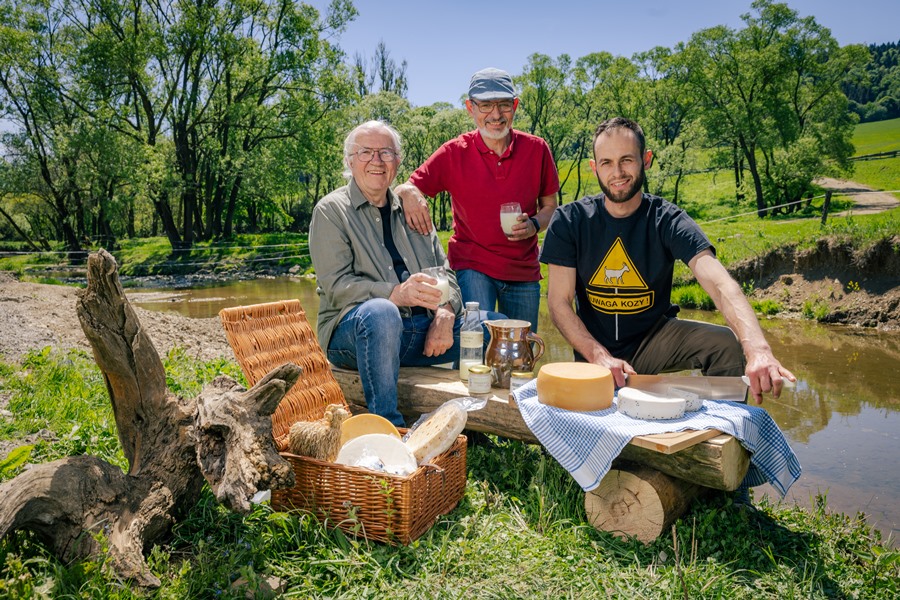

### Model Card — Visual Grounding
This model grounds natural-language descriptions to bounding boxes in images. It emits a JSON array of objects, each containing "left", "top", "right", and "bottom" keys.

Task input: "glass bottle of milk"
[{"left": 459, "top": 301, "right": 483, "bottom": 381}]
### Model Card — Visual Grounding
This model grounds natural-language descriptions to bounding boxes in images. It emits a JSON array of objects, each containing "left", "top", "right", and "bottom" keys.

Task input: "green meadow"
[{"left": 852, "top": 117, "right": 900, "bottom": 155}]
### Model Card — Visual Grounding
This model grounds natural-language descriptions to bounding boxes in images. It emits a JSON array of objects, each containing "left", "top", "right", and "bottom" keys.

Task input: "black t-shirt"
[
  {"left": 540, "top": 193, "right": 713, "bottom": 360},
  {"left": 379, "top": 203, "right": 427, "bottom": 315},
  {"left": 379, "top": 203, "right": 409, "bottom": 282}
]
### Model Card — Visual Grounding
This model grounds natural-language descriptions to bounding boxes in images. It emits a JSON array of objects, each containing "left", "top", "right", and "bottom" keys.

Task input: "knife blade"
[{"left": 624, "top": 373, "right": 748, "bottom": 402}]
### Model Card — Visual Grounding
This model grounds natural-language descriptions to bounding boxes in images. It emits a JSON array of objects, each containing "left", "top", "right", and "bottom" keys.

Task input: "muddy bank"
[{"left": 729, "top": 235, "right": 900, "bottom": 329}]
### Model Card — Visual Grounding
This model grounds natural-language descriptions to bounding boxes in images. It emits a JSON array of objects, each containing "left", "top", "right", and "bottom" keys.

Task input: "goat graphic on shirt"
[{"left": 586, "top": 237, "right": 654, "bottom": 314}]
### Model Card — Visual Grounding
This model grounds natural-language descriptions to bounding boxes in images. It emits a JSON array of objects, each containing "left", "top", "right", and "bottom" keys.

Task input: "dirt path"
[
  {"left": 0, "top": 272, "right": 231, "bottom": 364},
  {"left": 815, "top": 177, "right": 900, "bottom": 216}
]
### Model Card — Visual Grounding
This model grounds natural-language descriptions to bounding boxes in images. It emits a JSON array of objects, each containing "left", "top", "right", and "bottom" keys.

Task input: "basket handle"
[{"left": 420, "top": 463, "right": 447, "bottom": 487}]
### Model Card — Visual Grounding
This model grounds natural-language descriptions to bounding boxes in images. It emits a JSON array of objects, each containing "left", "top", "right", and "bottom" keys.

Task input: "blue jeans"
[
  {"left": 456, "top": 269, "right": 541, "bottom": 332},
  {"left": 327, "top": 298, "right": 502, "bottom": 426}
]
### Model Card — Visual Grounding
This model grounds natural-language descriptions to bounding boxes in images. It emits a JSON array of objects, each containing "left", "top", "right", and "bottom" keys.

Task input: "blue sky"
[{"left": 312, "top": 0, "right": 900, "bottom": 107}]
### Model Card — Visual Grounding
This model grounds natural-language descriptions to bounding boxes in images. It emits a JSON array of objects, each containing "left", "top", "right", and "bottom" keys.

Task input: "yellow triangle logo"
[{"left": 588, "top": 238, "right": 648, "bottom": 289}]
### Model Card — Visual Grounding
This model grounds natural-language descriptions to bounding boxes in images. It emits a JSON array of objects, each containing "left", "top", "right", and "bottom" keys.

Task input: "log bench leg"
[{"left": 584, "top": 463, "right": 707, "bottom": 543}]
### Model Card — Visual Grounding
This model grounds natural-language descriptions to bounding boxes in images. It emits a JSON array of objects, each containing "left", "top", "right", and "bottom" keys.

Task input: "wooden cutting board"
[{"left": 629, "top": 429, "right": 723, "bottom": 454}]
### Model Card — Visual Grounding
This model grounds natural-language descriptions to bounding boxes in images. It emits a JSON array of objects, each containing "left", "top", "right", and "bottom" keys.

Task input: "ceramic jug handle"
[{"left": 527, "top": 332, "right": 545, "bottom": 364}]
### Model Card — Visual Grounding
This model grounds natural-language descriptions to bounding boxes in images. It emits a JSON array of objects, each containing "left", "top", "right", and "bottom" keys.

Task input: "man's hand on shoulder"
[{"left": 394, "top": 181, "right": 433, "bottom": 235}]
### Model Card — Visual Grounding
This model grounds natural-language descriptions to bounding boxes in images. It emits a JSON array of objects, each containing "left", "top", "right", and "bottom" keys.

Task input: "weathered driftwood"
[
  {"left": 0, "top": 250, "right": 299, "bottom": 587},
  {"left": 584, "top": 464, "right": 706, "bottom": 543},
  {"left": 332, "top": 366, "right": 749, "bottom": 491}
]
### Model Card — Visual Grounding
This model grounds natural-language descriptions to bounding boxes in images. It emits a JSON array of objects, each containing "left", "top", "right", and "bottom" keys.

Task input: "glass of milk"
[
  {"left": 420, "top": 266, "right": 450, "bottom": 304},
  {"left": 500, "top": 202, "right": 523, "bottom": 235}
]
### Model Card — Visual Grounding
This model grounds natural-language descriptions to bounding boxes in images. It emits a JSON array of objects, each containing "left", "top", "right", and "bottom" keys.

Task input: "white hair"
[{"left": 342, "top": 120, "right": 403, "bottom": 179}]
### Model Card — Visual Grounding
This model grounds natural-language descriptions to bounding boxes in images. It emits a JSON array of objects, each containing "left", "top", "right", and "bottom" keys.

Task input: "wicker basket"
[{"left": 219, "top": 299, "right": 467, "bottom": 544}]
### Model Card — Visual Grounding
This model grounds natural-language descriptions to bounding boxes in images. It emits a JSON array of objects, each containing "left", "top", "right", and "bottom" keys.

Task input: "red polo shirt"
[{"left": 409, "top": 129, "right": 559, "bottom": 281}]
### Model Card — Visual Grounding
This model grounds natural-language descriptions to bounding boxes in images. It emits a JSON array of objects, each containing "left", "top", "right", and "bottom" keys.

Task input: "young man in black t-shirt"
[{"left": 541, "top": 117, "right": 794, "bottom": 404}]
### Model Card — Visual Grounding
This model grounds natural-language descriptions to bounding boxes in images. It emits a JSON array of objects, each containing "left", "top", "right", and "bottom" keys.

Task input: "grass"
[
  {"left": 114, "top": 233, "right": 313, "bottom": 278},
  {"left": 852, "top": 117, "right": 900, "bottom": 156},
  {"left": 0, "top": 233, "right": 314, "bottom": 283},
  {"left": 1, "top": 349, "right": 897, "bottom": 597},
  {"left": 849, "top": 156, "right": 900, "bottom": 198}
]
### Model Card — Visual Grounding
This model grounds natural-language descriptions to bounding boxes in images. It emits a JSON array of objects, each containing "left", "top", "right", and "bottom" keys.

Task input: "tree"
[
  {"left": 681, "top": 0, "right": 868, "bottom": 216},
  {"left": 516, "top": 53, "right": 578, "bottom": 202},
  {"left": 843, "top": 41, "right": 899, "bottom": 123},
  {"left": 0, "top": 1, "right": 100, "bottom": 252},
  {"left": 1, "top": 0, "right": 357, "bottom": 251},
  {"left": 351, "top": 40, "right": 408, "bottom": 97},
  {"left": 562, "top": 52, "right": 641, "bottom": 202},
  {"left": 632, "top": 46, "right": 698, "bottom": 203},
  {"left": 392, "top": 102, "right": 470, "bottom": 229}
]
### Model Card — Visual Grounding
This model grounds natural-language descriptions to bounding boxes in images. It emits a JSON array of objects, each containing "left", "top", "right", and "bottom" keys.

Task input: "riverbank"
[{"left": 0, "top": 271, "right": 232, "bottom": 363}]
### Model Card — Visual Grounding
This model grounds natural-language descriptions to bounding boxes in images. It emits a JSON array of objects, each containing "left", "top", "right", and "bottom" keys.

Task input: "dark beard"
[{"left": 598, "top": 166, "right": 645, "bottom": 203}]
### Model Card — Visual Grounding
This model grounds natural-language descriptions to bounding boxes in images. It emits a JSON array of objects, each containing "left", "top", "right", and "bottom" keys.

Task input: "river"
[{"left": 130, "top": 275, "right": 900, "bottom": 545}]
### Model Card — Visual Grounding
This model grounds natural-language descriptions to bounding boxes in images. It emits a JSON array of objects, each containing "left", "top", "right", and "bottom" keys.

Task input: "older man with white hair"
[{"left": 309, "top": 120, "right": 502, "bottom": 425}]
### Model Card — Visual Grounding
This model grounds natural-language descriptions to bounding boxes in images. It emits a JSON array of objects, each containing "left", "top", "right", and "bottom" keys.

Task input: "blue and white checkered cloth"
[{"left": 513, "top": 379, "right": 802, "bottom": 496}]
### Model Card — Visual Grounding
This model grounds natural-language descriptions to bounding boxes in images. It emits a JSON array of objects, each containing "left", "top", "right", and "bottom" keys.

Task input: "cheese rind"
[{"left": 536, "top": 362, "right": 614, "bottom": 412}]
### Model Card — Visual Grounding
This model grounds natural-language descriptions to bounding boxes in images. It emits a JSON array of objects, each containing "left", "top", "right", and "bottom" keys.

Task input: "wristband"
[{"left": 529, "top": 216, "right": 541, "bottom": 234}]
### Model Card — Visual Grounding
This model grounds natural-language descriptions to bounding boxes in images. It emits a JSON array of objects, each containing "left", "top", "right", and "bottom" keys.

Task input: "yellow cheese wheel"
[
  {"left": 340, "top": 414, "right": 401, "bottom": 447},
  {"left": 536, "top": 362, "right": 614, "bottom": 412}
]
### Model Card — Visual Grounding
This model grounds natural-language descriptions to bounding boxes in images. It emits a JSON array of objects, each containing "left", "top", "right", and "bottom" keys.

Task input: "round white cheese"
[
  {"left": 335, "top": 433, "right": 417, "bottom": 476},
  {"left": 617, "top": 387, "right": 686, "bottom": 420}
]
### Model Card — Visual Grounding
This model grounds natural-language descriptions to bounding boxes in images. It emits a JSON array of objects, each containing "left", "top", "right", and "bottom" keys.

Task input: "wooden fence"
[{"left": 849, "top": 150, "right": 900, "bottom": 161}]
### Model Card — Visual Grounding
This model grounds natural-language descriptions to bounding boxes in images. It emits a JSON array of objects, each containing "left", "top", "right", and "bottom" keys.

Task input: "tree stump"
[
  {"left": 584, "top": 464, "right": 705, "bottom": 543},
  {"left": 0, "top": 249, "right": 300, "bottom": 587}
]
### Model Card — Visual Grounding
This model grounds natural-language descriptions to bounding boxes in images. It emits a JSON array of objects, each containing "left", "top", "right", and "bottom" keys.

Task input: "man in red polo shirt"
[{"left": 395, "top": 67, "right": 559, "bottom": 331}]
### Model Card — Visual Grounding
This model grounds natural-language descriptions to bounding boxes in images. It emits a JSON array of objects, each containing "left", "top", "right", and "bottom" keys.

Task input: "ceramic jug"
[{"left": 484, "top": 319, "right": 545, "bottom": 388}]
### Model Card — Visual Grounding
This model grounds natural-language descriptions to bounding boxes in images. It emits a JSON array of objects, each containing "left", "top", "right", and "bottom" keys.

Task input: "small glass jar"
[
  {"left": 509, "top": 370, "right": 534, "bottom": 393},
  {"left": 467, "top": 365, "right": 492, "bottom": 395}
]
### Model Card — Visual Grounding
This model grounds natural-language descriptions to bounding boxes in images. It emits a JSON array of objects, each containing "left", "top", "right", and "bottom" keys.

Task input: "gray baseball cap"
[{"left": 468, "top": 67, "right": 516, "bottom": 100}]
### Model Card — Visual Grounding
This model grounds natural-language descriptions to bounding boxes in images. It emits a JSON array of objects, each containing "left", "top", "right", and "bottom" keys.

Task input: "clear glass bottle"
[{"left": 459, "top": 301, "right": 483, "bottom": 380}]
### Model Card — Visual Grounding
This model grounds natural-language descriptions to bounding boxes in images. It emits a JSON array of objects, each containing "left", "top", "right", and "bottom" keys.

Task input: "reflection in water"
[{"left": 129, "top": 276, "right": 900, "bottom": 545}]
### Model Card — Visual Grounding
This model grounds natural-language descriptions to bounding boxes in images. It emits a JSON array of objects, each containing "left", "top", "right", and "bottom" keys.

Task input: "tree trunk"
[
  {"left": 0, "top": 249, "right": 299, "bottom": 587},
  {"left": 153, "top": 190, "right": 183, "bottom": 250},
  {"left": 733, "top": 141, "right": 744, "bottom": 202},
  {"left": 739, "top": 136, "right": 767, "bottom": 217},
  {"left": 0, "top": 205, "right": 42, "bottom": 252},
  {"left": 584, "top": 463, "right": 706, "bottom": 543},
  {"left": 224, "top": 173, "right": 242, "bottom": 238}
]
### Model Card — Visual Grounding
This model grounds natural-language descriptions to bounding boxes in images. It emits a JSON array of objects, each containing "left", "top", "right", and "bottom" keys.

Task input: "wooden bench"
[{"left": 332, "top": 365, "right": 751, "bottom": 542}]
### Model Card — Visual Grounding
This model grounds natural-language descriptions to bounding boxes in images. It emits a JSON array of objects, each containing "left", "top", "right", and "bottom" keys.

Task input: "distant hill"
[{"left": 843, "top": 40, "right": 900, "bottom": 123}]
